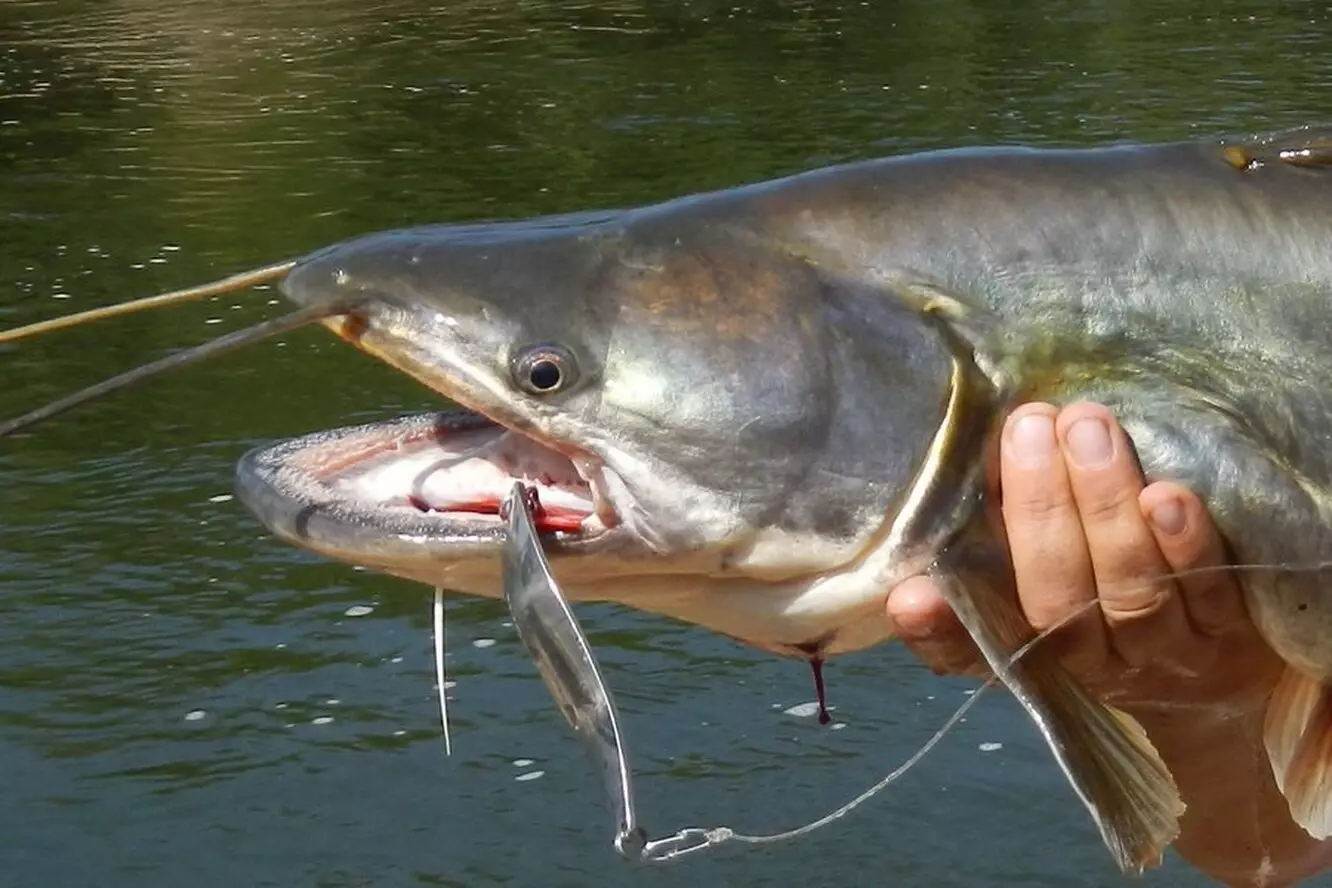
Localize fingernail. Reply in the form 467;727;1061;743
1150;498;1187;536
1010;413;1055;469
1065;417;1113;469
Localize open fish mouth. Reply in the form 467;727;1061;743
236;411;621;576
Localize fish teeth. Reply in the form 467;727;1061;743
570;455;620;530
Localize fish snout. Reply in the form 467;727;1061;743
280;241;373;311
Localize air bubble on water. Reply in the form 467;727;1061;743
831;722;847;731
208;493;233;503
472;638;496;649
393;729;407;737
979;742;1003;752
344;605;374;617
513;759;534;768
515;770;545;782
325;698;340;706
204;318;223;325
784;701;821;718
184;709;207;721
312;716;334;726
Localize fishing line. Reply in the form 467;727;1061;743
709;561;1332;856
433;586;453;756
499;481;1105;863
1146;560;1332;585
0;259;297;344
0;303;342;439
669;598;1102;858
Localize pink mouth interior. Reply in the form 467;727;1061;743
316;421;597;535
404;492;586;533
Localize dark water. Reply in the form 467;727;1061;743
3;2;1332;886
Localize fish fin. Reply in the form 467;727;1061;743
1264;666;1332;838
927;564;1183;874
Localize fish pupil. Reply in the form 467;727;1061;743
528;359;562;391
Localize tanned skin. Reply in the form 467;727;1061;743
888;402;1332;888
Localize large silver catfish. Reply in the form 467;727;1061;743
235;126;1332;874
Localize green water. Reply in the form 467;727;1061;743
2;2;1331;885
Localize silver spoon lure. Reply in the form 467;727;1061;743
498;482;997;864
499;483;724;861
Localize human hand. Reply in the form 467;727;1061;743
887;401;1283;714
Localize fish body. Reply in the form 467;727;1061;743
224;126;1332;870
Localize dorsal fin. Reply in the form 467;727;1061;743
1220;125;1332;171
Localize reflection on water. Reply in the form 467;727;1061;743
3;1;1331;885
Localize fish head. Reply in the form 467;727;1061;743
238;203;957;656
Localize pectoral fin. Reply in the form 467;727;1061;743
927;563;1183;874
1264;666;1332;838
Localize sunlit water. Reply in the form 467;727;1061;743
3;2;1332;885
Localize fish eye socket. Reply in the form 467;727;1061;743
513;344;579;395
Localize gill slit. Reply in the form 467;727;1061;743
876;353;970;559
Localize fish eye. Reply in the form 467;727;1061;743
512;344;579;395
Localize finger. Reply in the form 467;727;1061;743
1001;403;1108;672
1139;480;1248;637
887;576;987;677
1057;403;1194;668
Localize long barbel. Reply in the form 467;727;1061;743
0;303;344;439
0;260;296;345
0;259;354;438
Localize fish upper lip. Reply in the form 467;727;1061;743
282;298;623;538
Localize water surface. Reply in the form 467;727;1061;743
3;2;1332;885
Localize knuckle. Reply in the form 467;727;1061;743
1100;579;1173;623
1004;486;1078;530
1184;580;1249;636
909;638;977;676
1036;618;1106;676
1073;479;1140;527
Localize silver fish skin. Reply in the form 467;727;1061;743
236;126;1332;873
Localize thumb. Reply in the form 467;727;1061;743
888;577;988;678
